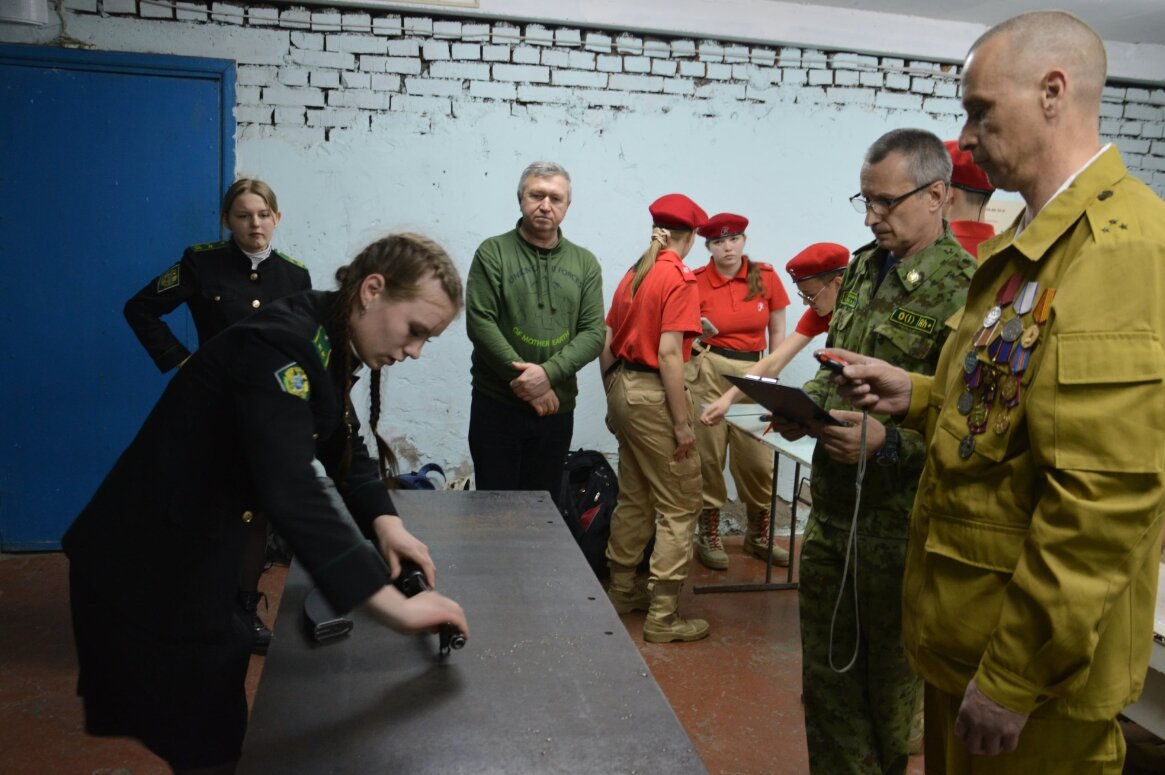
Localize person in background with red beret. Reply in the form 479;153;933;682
944;139;997;257
601;193;711;643
700;242;850;427
686;213;792;571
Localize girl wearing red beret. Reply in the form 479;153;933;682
601;193;710;643
699;241;850;429
687;213;792;571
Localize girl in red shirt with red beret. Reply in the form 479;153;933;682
699;241;850;429
601;193;710;643
687;213;792;571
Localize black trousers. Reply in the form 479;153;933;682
468;391;574;506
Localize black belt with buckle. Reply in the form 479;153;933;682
699;344;763;362
604;359;660;378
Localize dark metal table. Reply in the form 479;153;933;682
238;490;706;775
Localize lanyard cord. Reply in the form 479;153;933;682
828;408;869;674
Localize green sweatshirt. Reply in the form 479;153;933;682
466;224;605;412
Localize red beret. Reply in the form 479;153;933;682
786;242;850;282
944;140;994;194
649;193;708;231
697;212;749;239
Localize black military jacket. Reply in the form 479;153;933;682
65;291;395;641
124;239;312;372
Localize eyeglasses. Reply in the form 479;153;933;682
796;284;830;304
849;180;940;216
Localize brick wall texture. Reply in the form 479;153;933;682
75;1;1165;196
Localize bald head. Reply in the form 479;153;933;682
970;11;1106;108
957;11;1107;208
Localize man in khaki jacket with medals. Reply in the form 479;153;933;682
832;11;1165;773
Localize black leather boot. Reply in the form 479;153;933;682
237;590;274;655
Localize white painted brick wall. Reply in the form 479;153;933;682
342;13;370;33
512;45;540;65
551;70;608;89
423;40;451;60
327;34;387;54
292;31;323;51
461;23;490;42
597;55;621;73
406;77;464;97
263;85;325;108
174;2;205;22
28;4;1165;206
483;45;509;62
311;70;340;89
372;16;401;36
493;64;550;83
140;1;172;20
430;61;489;80
469;80;515;100
452;43;480;60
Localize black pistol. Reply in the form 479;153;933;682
392;560;467;656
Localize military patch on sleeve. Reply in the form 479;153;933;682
156;263;181;293
889;306;937;334
312;326;331;368
837;290;859;309
274;362;311;400
275;250;307;269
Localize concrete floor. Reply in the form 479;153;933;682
1;533;1158;774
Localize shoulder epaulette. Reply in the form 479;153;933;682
753;261;775;272
692;264;710;276
275;250;307;270
189;240;229;253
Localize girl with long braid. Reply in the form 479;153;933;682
601;194;710;644
64;233;469;775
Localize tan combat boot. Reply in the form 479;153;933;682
694;508;729;570
743;510;790;566
642;581;710;643
606;563;651;614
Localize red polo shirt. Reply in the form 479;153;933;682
950;220;996;258
607;250;701;368
794;308;832;338
693;257;790;352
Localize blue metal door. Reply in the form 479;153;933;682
0;45;235;550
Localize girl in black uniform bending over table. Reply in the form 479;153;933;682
124;178;312;654
65;233;469;775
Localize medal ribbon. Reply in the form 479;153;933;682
1033;288;1055;323
1013;281;1039;316
996;273;1022;307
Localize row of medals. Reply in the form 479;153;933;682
958;273;1056;460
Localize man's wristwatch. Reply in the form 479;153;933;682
875;426;900;465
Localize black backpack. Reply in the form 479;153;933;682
558;449;619;579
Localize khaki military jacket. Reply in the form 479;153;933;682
805;228;975;538
902;146;1165;721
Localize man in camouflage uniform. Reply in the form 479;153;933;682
789;128;976;773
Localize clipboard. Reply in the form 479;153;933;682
724;374;842;426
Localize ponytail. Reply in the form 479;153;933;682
630;226;692;297
743;256;764;301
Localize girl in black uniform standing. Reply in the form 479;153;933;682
124;178;312;653
66;232;469;775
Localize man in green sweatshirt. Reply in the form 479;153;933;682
466;161;605;503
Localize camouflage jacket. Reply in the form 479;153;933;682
804;227;975;537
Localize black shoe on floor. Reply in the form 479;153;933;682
237;590;274;655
